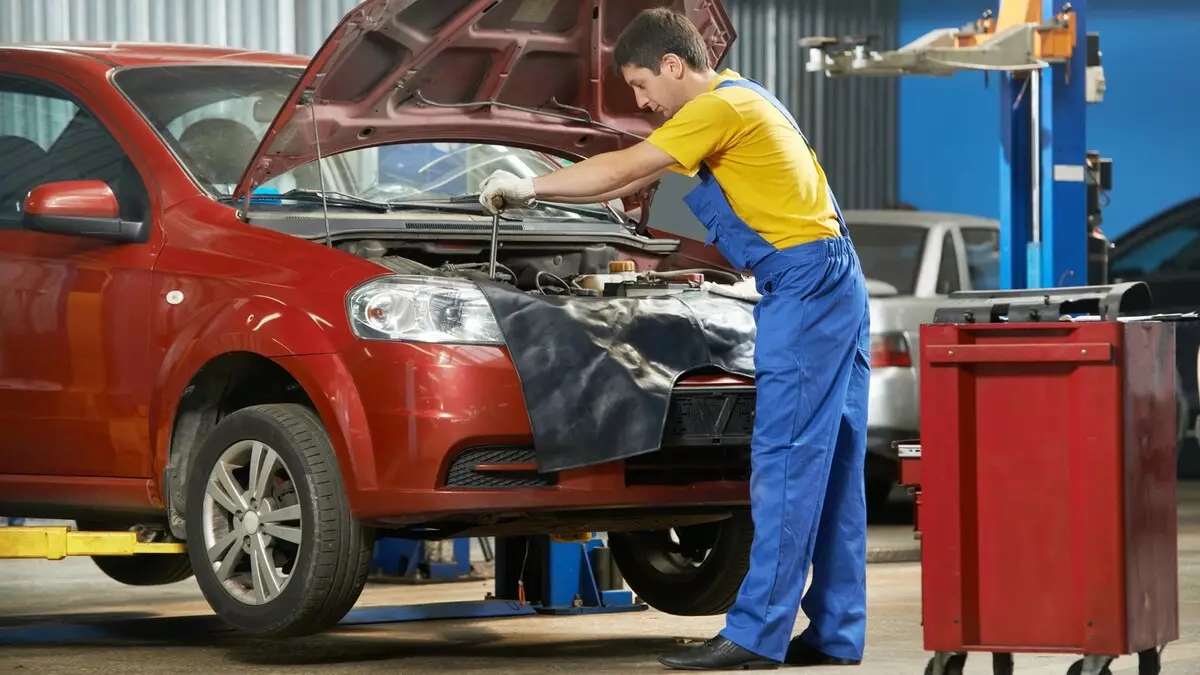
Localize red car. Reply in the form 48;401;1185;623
0;0;758;637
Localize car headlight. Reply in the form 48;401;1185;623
347;276;505;345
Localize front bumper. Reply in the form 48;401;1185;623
279;344;753;525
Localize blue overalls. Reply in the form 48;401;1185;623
683;78;872;664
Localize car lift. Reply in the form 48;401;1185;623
369;537;486;584
345;533;646;624
801;0;1109;289
0;524;644;624
0;525;186;559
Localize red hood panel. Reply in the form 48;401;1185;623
232;0;735;202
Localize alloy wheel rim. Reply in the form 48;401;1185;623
201;439;303;605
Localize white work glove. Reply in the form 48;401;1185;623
479;169;537;215
701;278;762;303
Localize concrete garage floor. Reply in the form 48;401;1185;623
1;486;1199;674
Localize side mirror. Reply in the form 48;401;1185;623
21;180;147;244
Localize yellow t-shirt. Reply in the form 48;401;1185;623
645;69;841;249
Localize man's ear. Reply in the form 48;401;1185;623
661;53;685;79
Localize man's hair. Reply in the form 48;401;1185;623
612;8;709;74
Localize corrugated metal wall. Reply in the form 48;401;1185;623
650;0;900;238
1;0;897;209
723;0;899;210
0;0;359;54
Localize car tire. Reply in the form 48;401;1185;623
184;403;373;638
607;512;753;616
75;522;194;587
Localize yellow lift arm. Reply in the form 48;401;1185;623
0;526;185;560
801;0;1079;77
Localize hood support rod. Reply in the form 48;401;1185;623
301;89;333;248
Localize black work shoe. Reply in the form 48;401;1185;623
658;636;779;671
784;637;862;667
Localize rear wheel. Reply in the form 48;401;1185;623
184;404;373;638
608;512;752;616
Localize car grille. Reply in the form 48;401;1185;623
444;446;557;489
627;387;756;486
662;388;756;446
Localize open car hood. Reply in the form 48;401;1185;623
231;0;736;203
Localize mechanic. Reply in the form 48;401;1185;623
479;7;872;672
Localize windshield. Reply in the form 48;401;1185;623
111;64;618;222
847;224;929;295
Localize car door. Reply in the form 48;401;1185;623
0;70;159;478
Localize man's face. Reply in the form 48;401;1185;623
621;55;689;120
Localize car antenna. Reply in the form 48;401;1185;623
300;88;333;248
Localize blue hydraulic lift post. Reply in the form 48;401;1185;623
1001;1;1089;290
999;69;1033;291
1039;0;1089;288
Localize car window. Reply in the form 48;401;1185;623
845;224;928;296
1110;220;1200;278
935;232;961;294
960;226;1000;289
0;75;149;224
112;64;615;222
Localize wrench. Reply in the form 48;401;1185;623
488;194;505;280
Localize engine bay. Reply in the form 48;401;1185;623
339;238;745;299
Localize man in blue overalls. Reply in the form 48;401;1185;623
481;7;871;671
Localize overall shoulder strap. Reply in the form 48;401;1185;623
714;77;847;233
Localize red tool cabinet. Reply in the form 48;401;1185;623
902;284;1179;675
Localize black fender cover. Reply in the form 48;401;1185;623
476;281;758;472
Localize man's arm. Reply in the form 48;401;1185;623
549;168;669;204
479;93;739;213
531;142;679;201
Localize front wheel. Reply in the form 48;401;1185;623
184;404;373;638
607;512;753;616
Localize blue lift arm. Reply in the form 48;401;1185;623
801;0;1106;290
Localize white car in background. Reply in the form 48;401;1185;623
845;209;1000;511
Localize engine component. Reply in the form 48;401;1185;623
609;260;638;279
339;239;388;258
576;273;628;293
504;246;620;287
372;255;438;276
603;280;696;298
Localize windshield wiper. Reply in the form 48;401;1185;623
231;189;515;218
226;189;390;212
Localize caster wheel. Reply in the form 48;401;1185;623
924;653;967;675
992;652;1014;675
1067;659;1112;675
1139;648;1162;675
